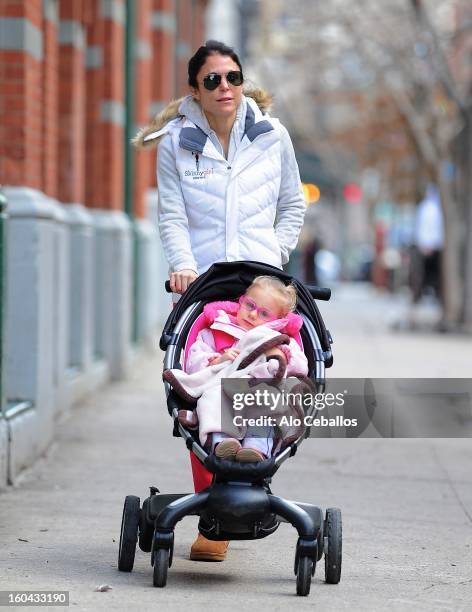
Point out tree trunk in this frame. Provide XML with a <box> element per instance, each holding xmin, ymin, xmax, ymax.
<box><xmin>437</xmin><ymin>171</ymin><xmax>463</xmax><ymax>328</ymax></box>
<box><xmin>461</xmin><ymin>112</ymin><xmax>472</xmax><ymax>330</ymax></box>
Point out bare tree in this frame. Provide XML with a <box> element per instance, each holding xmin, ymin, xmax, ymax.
<box><xmin>249</xmin><ymin>0</ymin><xmax>472</xmax><ymax>329</ymax></box>
<box><xmin>409</xmin><ymin>0</ymin><xmax>472</xmax><ymax>328</ymax></box>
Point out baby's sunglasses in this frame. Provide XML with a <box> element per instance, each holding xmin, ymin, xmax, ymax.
<box><xmin>238</xmin><ymin>296</ymin><xmax>277</xmax><ymax>322</ymax></box>
<box><xmin>202</xmin><ymin>70</ymin><xmax>243</xmax><ymax>91</ymax></box>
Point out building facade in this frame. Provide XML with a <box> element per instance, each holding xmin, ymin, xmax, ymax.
<box><xmin>0</xmin><ymin>0</ymin><xmax>208</xmax><ymax>487</ymax></box>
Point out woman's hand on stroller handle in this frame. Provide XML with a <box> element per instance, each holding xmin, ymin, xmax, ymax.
<box><xmin>166</xmin><ymin>270</ymin><xmax>198</xmax><ymax>294</ymax></box>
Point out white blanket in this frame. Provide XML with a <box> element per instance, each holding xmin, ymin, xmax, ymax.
<box><xmin>163</xmin><ymin>326</ymin><xmax>306</xmax><ymax>448</ymax></box>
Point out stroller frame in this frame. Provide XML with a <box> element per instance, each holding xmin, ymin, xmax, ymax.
<box><xmin>118</xmin><ymin>262</ymin><xmax>342</xmax><ymax>596</ymax></box>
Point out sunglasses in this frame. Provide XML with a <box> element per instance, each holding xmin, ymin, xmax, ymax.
<box><xmin>202</xmin><ymin>70</ymin><xmax>243</xmax><ymax>91</ymax></box>
<box><xmin>238</xmin><ymin>296</ymin><xmax>278</xmax><ymax>322</ymax></box>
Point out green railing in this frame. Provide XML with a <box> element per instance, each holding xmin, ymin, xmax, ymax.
<box><xmin>0</xmin><ymin>190</ymin><xmax>7</xmax><ymax>417</ymax></box>
<box><xmin>124</xmin><ymin>0</ymin><xmax>140</xmax><ymax>344</ymax></box>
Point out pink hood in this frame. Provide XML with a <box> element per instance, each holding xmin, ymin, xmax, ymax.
<box><xmin>203</xmin><ymin>300</ymin><xmax>304</xmax><ymax>338</ymax></box>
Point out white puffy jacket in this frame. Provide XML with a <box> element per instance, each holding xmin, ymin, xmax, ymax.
<box><xmin>143</xmin><ymin>93</ymin><xmax>305</xmax><ymax>274</ymax></box>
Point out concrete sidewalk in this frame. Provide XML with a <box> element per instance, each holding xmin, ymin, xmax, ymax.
<box><xmin>1</xmin><ymin>284</ymin><xmax>471</xmax><ymax>611</ymax></box>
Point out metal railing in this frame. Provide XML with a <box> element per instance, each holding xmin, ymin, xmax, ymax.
<box><xmin>0</xmin><ymin>189</ymin><xmax>7</xmax><ymax>418</ymax></box>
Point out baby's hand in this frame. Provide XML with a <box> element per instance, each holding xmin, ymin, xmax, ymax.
<box><xmin>222</xmin><ymin>348</ymin><xmax>240</xmax><ymax>362</ymax></box>
<box><xmin>209</xmin><ymin>348</ymin><xmax>240</xmax><ymax>365</ymax></box>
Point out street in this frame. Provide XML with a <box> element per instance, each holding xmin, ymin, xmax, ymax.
<box><xmin>1</xmin><ymin>284</ymin><xmax>471</xmax><ymax>611</ymax></box>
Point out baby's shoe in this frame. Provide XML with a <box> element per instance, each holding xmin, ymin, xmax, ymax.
<box><xmin>235</xmin><ymin>448</ymin><xmax>265</xmax><ymax>462</ymax></box>
<box><xmin>215</xmin><ymin>438</ymin><xmax>241</xmax><ymax>460</ymax></box>
<box><xmin>177</xmin><ymin>409</ymin><xmax>198</xmax><ymax>430</ymax></box>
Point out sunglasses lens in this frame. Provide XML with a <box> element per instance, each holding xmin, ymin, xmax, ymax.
<box><xmin>242</xmin><ymin>297</ymin><xmax>255</xmax><ymax>311</ymax></box>
<box><xmin>203</xmin><ymin>73</ymin><xmax>220</xmax><ymax>90</ymax></box>
<box><xmin>202</xmin><ymin>71</ymin><xmax>243</xmax><ymax>90</ymax></box>
<box><xmin>227</xmin><ymin>71</ymin><xmax>243</xmax><ymax>86</ymax></box>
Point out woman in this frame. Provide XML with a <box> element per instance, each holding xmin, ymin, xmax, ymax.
<box><xmin>134</xmin><ymin>40</ymin><xmax>306</xmax><ymax>561</ymax></box>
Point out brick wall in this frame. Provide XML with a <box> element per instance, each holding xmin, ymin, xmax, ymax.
<box><xmin>147</xmin><ymin>0</ymin><xmax>177</xmax><ymax>187</ymax></box>
<box><xmin>0</xmin><ymin>0</ymin><xmax>209</xmax><ymax>215</ymax></box>
<box><xmin>58</xmin><ymin>0</ymin><xmax>86</xmax><ymax>204</ymax></box>
<box><xmin>133</xmin><ymin>0</ymin><xmax>153</xmax><ymax>219</ymax></box>
<box><xmin>84</xmin><ymin>1</ymin><xmax>105</xmax><ymax>208</ymax></box>
<box><xmin>42</xmin><ymin>1</ymin><xmax>59</xmax><ymax>198</ymax></box>
<box><xmin>176</xmin><ymin>0</ymin><xmax>193</xmax><ymax>96</ymax></box>
<box><xmin>99</xmin><ymin>0</ymin><xmax>125</xmax><ymax>211</ymax></box>
<box><xmin>0</xmin><ymin>0</ymin><xmax>44</xmax><ymax>189</ymax></box>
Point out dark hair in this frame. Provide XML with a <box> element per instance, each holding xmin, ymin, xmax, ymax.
<box><xmin>188</xmin><ymin>40</ymin><xmax>243</xmax><ymax>88</ymax></box>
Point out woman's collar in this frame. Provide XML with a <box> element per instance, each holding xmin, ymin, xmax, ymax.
<box><xmin>178</xmin><ymin>95</ymin><xmax>248</xmax><ymax>135</ymax></box>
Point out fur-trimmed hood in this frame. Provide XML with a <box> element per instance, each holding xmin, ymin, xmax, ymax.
<box><xmin>132</xmin><ymin>88</ymin><xmax>273</xmax><ymax>150</ymax></box>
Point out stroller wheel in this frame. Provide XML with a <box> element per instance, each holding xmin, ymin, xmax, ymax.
<box><xmin>118</xmin><ymin>495</ymin><xmax>140</xmax><ymax>572</ymax></box>
<box><xmin>296</xmin><ymin>556</ymin><xmax>313</xmax><ymax>596</ymax></box>
<box><xmin>153</xmin><ymin>549</ymin><xmax>169</xmax><ymax>588</ymax></box>
<box><xmin>316</xmin><ymin>521</ymin><xmax>324</xmax><ymax>562</ymax></box>
<box><xmin>324</xmin><ymin>508</ymin><xmax>342</xmax><ymax>584</ymax></box>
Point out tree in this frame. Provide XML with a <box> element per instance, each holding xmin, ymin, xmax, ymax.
<box><xmin>249</xmin><ymin>0</ymin><xmax>472</xmax><ymax>329</ymax></box>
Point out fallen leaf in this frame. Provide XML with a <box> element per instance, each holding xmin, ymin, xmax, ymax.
<box><xmin>94</xmin><ymin>585</ymin><xmax>112</xmax><ymax>592</ymax></box>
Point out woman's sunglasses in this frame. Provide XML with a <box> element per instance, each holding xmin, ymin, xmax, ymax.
<box><xmin>202</xmin><ymin>70</ymin><xmax>243</xmax><ymax>91</ymax></box>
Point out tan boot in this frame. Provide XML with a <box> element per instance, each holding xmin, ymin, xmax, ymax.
<box><xmin>215</xmin><ymin>438</ymin><xmax>241</xmax><ymax>460</ymax></box>
<box><xmin>189</xmin><ymin>533</ymin><xmax>229</xmax><ymax>561</ymax></box>
<box><xmin>235</xmin><ymin>448</ymin><xmax>265</xmax><ymax>462</ymax></box>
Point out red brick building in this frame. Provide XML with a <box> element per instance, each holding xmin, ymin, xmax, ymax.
<box><xmin>0</xmin><ymin>0</ymin><xmax>208</xmax><ymax>217</ymax></box>
<box><xmin>0</xmin><ymin>0</ymin><xmax>209</xmax><ymax>486</ymax></box>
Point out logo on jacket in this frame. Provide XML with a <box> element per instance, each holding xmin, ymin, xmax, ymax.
<box><xmin>184</xmin><ymin>168</ymin><xmax>215</xmax><ymax>179</ymax></box>
<box><xmin>185</xmin><ymin>152</ymin><xmax>215</xmax><ymax>179</ymax></box>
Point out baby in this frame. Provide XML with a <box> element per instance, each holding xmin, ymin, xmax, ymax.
<box><xmin>186</xmin><ymin>275</ymin><xmax>308</xmax><ymax>462</ymax></box>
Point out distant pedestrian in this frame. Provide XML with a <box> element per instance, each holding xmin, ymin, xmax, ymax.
<box><xmin>410</xmin><ymin>183</ymin><xmax>444</xmax><ymax>304</ymax></box>
<box><xmin>303</xmin><ymin>237</ymin><xmax>322</xmax><ymax>285</ymax></box>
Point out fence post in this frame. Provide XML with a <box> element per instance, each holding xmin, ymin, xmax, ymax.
<box><xmin>0</xmin><ymin>190</ymin><xmax>7</xmax><ymax>416</ymax></box>
<box><xmin>0</xmin><ymin>190</ymin><xmax>8</xmax><ymax>486</ymax></box>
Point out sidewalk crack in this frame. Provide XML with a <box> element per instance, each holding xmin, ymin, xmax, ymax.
<box><xmin>429</xmin><ymin>442</ymin><xmax>472</xmax><ymax>526</ymax></box>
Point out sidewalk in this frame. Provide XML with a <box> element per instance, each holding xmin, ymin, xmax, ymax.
<box><xmin>320</xmin><ymin>283</ymin><xmax>472</xmax><ymax>378</ymax></box>
<box><xmin>1</xmin><ymin>284</ymin><xmax>471</xmax><ymax>611</ymax></box>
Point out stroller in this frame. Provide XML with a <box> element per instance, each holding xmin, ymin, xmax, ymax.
<box><xmin>118</xmin><ymin>261</ymin><xmax>342</xmax><ymax>596</ymax></box>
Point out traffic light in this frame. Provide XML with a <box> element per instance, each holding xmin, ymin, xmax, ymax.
<box><xmin>302</xmin><ymin>183</ymin><xmax>321</xmax><ymax>204</ymax></box>
<box><xmin>343</xmin><ymin>183</ymin><xmax>363</xmax><ymax>204</ymax></box>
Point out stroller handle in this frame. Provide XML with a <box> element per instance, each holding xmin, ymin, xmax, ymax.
<box><xmin>165</xmin><ymin>280</ymin><xmax>331</xmax><ymax>301</ymax></box>
<box><xmin>305</xmin><ymin>285</ymin><xmax>331</xmax><ymax>301</ymax></box>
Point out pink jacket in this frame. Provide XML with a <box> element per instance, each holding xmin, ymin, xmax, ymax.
<box><xmin>186</xmin><ymin>300</ymin><xmax>308</xmax><ymax>376</ymax></box>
